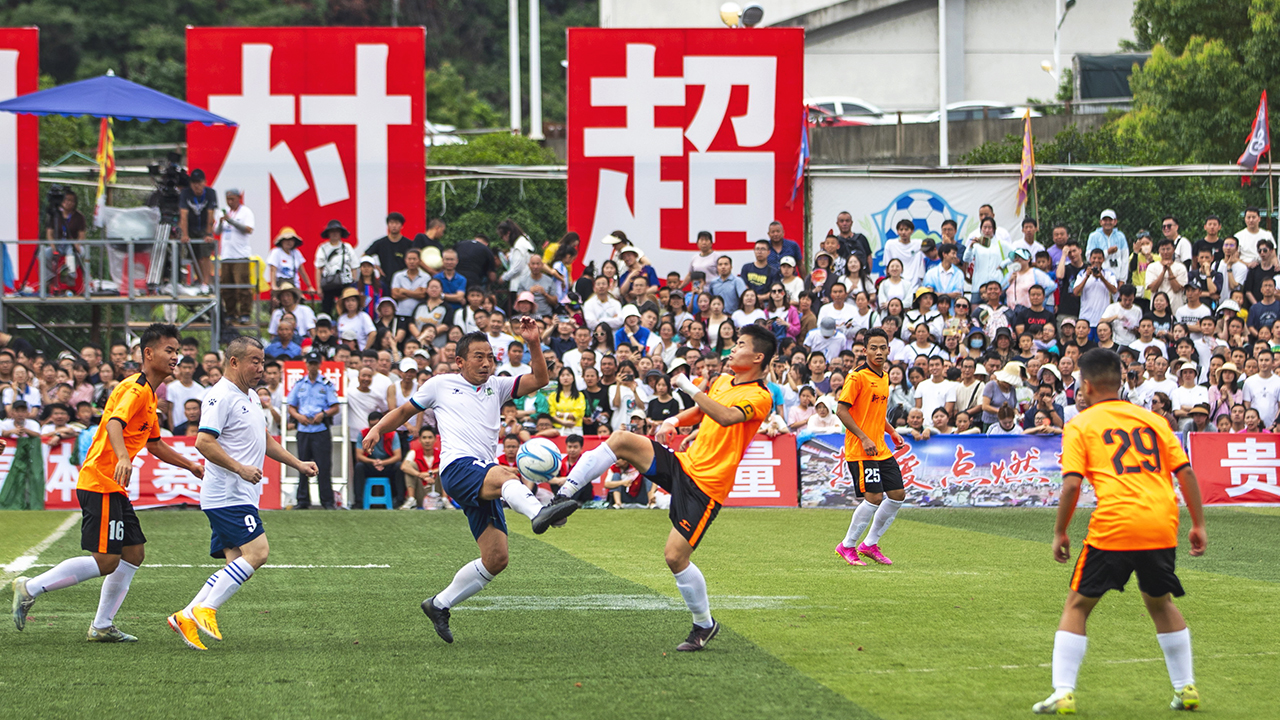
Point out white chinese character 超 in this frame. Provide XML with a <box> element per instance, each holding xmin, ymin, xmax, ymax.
<box><xmin>729</xmin><ymin>440</ymin><xmax>781</xmax><ymax>498</ymax></box>
<box><xmin>1221</xmin><ymin>437</ymin><xmax>1280</xmax><ymax>498</ymax></box>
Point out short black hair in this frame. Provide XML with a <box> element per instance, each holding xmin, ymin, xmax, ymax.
<box><xmin>386</xmin><ymin>212</ymin><xmax>405</xmax><ymax>223</ymax></box>
<box><xmin>180</xmin><ymin>336</ymin><xmax>200</xmax><ymax>348</ymax></box>
<box><xmin>139</xmin><ymin>323</ymin><xmax>180</xmax><ymax>353</ymax></box>
<box><xmin>1246</xmin><ymin>206</ymin><xmax>1261</xmax><ymax>216</ymax></box>
<box><xmin>738</xmin><ymin>324</ymin><xmax>777</xmax><ymax>366</ymax></box>
<box><xmin>941</xmin><ymin>218</ymin><xmax>957</xmax><ymax>230</ymax></box>
<box><xmin>11</xmin><ymin>399</ymin><xmax>27</xmax><ymax>411</ymax></box>
<box><xmin>865</xmin><ymin>328</ymin><xmax>889</xmax><ymax>346</ymax></box>
<box><xmin>1078</xmin><ymin>348</ymin><xmax>1123</xmax><ymax>391</ymax></box>
<box><xmin>938</xmin><ymin>242</ymin><xmax>958</xmax><ymax>257</ymax></box>
<box><xmin>184</xmin><ymin>398</ymin><xmax>202</xmax><ymax>408</ymax></box>
<box><xmin>566</xmin><ymin>434</ymin><xmax>584</xmax><ymax>445</ymax></box>
<box><xmin>1022</xmin><ymin>217</ymin><xmax>1038</xmax><ymax>228</ymax></box>
<box><xmin>1119</xmin><ymin>283</ymin><xmax>1137</xmax><ymax>297</ymax></box>
<box><xmin>697</xmin><ymin>230</ymin><xmax>713</xmax><ymax>241</ymax></box>
<box><xmin>456</xmin><ymin>331</ymin><xmax>490</xmax><ymax>360</ymax></box>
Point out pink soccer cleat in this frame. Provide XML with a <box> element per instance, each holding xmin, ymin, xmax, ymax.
<box><xmin>836</xmin><ymin>542</ymin><xmax>866</xmax><ymax>566</ymax></box>
<box><xmin>857</xmin><ymin>543</ymin><xmax>893</xmax><ymax>565</ymax></box>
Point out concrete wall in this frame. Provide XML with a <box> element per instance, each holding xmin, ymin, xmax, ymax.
<box><xmin>600</xmin><ymin>0</ymin><xmax>1137</xmax><ymax>112</ymax></box>
<box><xmin>808</xmin><ymin>113</ymin><xmax>1110</xmax><ymax>166</ymax></box>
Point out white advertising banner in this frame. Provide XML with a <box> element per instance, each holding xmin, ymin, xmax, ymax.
<box><xmin>810</xmin><ymin>175</ymin><xmax>1021</xmax><ymax>269</ymax></box>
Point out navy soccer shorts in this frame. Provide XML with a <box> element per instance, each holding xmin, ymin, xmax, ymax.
<box><xmin>440</xmin><ymin>458</ymin><xmax>508</xmax><ymax>541</ymax></box>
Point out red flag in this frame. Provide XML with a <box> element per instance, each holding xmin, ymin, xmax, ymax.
<box><xmin>1238</xmin><ymin>90</ymin><xmax>1269</xmax><ymax>186</ymax></box>
<box><xmin>1016</xmin><ymin>109</ymin><xmax>1034</xmax><ymax>215</ymax></box>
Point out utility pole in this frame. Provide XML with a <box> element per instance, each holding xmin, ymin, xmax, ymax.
<box><xmin>529</xmin><ymin>0</ymin><xmax>544</xmax><ymax>140</ymax></box>
<box><xmin>938</xmin><ymin>0</ymin><xmax>948</xmax><ymax>167</ymax></box>
<box><xmin>509</xmin><ymin>0</ymin><xmax>522</xmax><ymax>134</ymax></box>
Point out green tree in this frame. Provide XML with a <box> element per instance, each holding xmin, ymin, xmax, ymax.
<box><xmin>426</xmin><ymin>133</ymin><xmax>564</xmax><ymax>251</ymax></box>
<box><xmin>1119</xmin><ymin>0</ymin><xmax>1278</xmax><ymax>163</ymax></box>
<box><xmin>426</xmin><ymin>63</ymin><xmax>502</xmax><ymax>129</ymax></box>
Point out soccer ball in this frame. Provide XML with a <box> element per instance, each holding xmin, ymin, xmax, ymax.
<box><xmin>516</xmin><ymin>438</ymin><xmax>562</xmax><ymax>483</ymax></box>
<box><xmin>885</xmin><ymin>190</ymin><xmax>951</xmax><ymax>239</ymax></box>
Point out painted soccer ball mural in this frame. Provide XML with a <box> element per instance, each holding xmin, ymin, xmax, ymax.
<box><xmin>868</xmin><ymin>189</ymin><xmax>967</xmax><ymax>270</ymax></box>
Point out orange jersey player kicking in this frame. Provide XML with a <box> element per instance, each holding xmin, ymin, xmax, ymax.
<box><xmin>834</xmin><ymin>328</ymin><xmax>907</xmax><ymax>568</ymax></box>
<box><xmin>551</xmin><ymin>324</ymin><xmax>777</xmax><ymax>652</ymax></box>
<box><xmin>1033</xmin><ymin>348</ymin><xmax>1207</xmax><ymax>715</ymax></box>
<box><xmin>11</xmin><ymin>323</ymin><xmax>205</xmax><ymax>642</ymax></box>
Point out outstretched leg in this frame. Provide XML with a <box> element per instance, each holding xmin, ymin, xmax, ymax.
<box><xmin>556</xmin><ymin>431</ymin><xmax>655</xmax><ymax>499</ymax></box>
<box><xmin>423</xmin><ymin>525</ymin><xmax>508</xmax><ymax>643</ymax></box>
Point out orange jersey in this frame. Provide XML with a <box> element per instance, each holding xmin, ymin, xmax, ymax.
<box><xmin>676</xmin><ymin>373</ymin><xmax>773</xmax><ymax>503</ymax></box>
<box><xmin>78</xmin><ymin>374</ymin><xmax>161</xmax><ymax>494</ymax></box>
<box><xmin>1061</xmin><ymin>398</ymin><xmax>1191</xmax><ymax>551</ymax></box>
<box><xmin>838</xmin><ymin>364</ymin><xmax>892</xmax><ymax>461</ymax></box>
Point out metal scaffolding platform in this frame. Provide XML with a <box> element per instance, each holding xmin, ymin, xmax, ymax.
<box><xmin>0</xmin><ymin>237</ymin><xmax>264</xmax><ymax>353</ymax></box>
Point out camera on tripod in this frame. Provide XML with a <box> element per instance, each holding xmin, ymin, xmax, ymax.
<box><xmin>147</xmin><ymin>152</ymin><xmax>189</xmax><ymax>234</ymax></box>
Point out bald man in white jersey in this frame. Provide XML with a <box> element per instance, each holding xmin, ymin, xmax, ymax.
<box><xmin>364</xmin><ymin>318</ymin><xmax>580</xmax><ymax>642</ymax></box>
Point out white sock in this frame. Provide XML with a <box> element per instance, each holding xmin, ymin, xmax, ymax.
<box><xmin>842</xmin><ymin>501</ymin><xmax>878</xmax><ymax>548</ymax></box>
<box><xmin>557</xmin><ymin>442</ymin><xmax>616</xmax><ymax>497</ymax></box>
<box><xmin>25</xmin><ymin>556</ymin><xmax>101</xmax><ymax>597</ymax></box>
<box><xmin>92</xmin><ymin>560</ymin><xmax>138</xmax><ymax>629</ymax></box>
<box><xmin>200</xmin><ymin>558</ymin><xmax>254</xmax><ymax>610</ymax></box>
<box><xmin>435</xmin><ymin>559</ymin><xmax>495</xmax><ymax>609</ymax></box>
<box><xmin>673</xmin><ymin>562</ymin><xmax>713</xmax><ymax>628</ymax></box>
<box><xmin>1157</xmin><ymin>628</ymin><xmax>1194</xmax><ymax>690</ymax></box>
<box><xmin>864</xmin><ymin>498</ymin><xmax>904</xmax><ymax>545</ymax></box>
<box><xmin>1052</xmin><ymin>630</ymin><xmax>1088</xmax><ymax>691</ymax></box>
<box><xmin>501</xmin><ymin>478</ymin><xmax>544</xmax><ymax>520</ymax></box>
<box><xmin>183</xmin><ymin>573</ymin><xmax>218</xmax><ymax>617</ymax></box>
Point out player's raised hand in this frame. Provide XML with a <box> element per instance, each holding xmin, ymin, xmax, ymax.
<box><xmin>297</xmin><ymin>461</ymin><xmax>319</xmax><ymax>478</ymax></box>
<box><xmin>114</xmin><ymin>456</ymin><xmax>134</xmax><ymax>489</ymax></box>
<box><xmin>1053</xmin><ymin>531</ymin><xmax>1071</xmax><ymax>564</ymax></box>
<box><xmin>517</xmin><ymin>315</ymin><xmax>540</xmax><ymax>343</ymax></box>
<box><xmin>1188</xmin><ymin>525</ymin><xmax>1207</xmax><ymax>557</ymax></box>
<box><xmin>237</xmin><ymin>463</ymin><xmax>264</xmax><ymax>484</ymax></box>
<box><xmin>362</xmin><ymin>428</ymin><xmax>380</xmax><ymax>454</ymax></box>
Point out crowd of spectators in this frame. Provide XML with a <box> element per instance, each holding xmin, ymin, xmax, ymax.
<box><xmin>6</xmin><ymin>202</ymin><xmax>1280</xmax><ymax>507</ymax></box>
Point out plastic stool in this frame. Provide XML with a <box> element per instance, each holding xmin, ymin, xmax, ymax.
<box><xmin>363</xmin><ymin>477</ymin><xmax>393</xmax><ymax>509</ymax></box>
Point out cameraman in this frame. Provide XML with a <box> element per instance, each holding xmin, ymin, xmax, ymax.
<box><xmin>178</xmin><ymin>168</ymin><xmax>217</xmax><ymax>291</ymax></box>
<box><xmin>42</xmin><ymin>189</ymin><xmax>86</xmax><ymax>293</ymax></box>
<box><xmin>1071</xmin><ymin>247</ymin><xmax>1119</xmax><ymax>330</ymax></box>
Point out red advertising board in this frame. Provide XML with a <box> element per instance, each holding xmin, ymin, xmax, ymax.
<box><xmin>281</xmin><ymin>360</ymin><xmax>346</xmax><ymax>400</ymax></box>
<box><xmin>186</xmin><ymin>27</ymin><xmax>425</xmax><ymax>269</ymax></box>
<box><xmin>0</xmin><ymin>27</ymin><xmax>39</xmax><ymax>287</ymax></box>
<box><xmin>567</xmin><ymin>28</ymin><xmax>805</xmax><ymax>276</ymax></box>
<box><xmin>1188</xmin><ymin>432</ymin><xmax>1280</xmax><ymax>505</ymax></box>
<box><xmin>536</xmin><ymin>433</ymin><xmax>797</xmax><ymax>507</ymax></box>
<box><xmin>0</xmin><ymin>438</ymin><xmax>282</xmax><ymax>511</ymax></box>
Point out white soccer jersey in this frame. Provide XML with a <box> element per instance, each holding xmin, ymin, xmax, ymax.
<box><xmin>410</xmin><ymin>373</ymin><xmax>519</xmax><ymax>471</ymax></box>
<box><xmin>198</xmin><ymin>378</ymin><xmax>268</xmax><ymax>510</ymax></box>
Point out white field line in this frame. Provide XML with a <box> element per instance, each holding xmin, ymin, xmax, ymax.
<box><xmin>862</xmin><ymin>651</ymin><xmax>1278</xmax><ymax>675</ymax></box>
<box><xmin>2</xmin><ymin>513</ymin><xmax>79</xmax><ymax>575</ymax></box>
<box><xmin>21</xmin><ymin>563</ymin><xmax>391</xmax><ymax>570</ymax></box>
<box><xmin>453</xmin><ymin>594</ymin><xmax>808</xmax><ymax>612</ymax></box>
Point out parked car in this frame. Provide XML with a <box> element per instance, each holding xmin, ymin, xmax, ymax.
<box><xmin>424</xmin><ymin>120</ymin><xmax>466</xmax><ymax>147</ymax></box>
<box><xmin>919</xmin><ymin>101</ymin><xmax>1043</xmax><ymax>123</ymax></box>
<box><xmin>807</xmin><ymin>105</ymin><xmax>871</xmax><ymax>127</ymax></box>
<box><xmin>804</xmin><ymin>96</ymin><xmax>890</xmax><ymax>125</ymax></box>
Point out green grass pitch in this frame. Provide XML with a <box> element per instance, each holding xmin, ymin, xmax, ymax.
<box><xmin>1</xmin><ymin>507</ymin><xmax>1277</xmax><ymax>719</ymax></box>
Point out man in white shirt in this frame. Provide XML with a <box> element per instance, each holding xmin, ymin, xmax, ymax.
<box><xmin>915</xmin><ymin>356</ymin><xmax>956</xmax><ymax>427</ymax></box>
<box><xmin>1072</xmin><ymin>248</ymin><xmax>1118</xmax><ymax>325</ymax></box>
<box><xmin>817</xmin><ymin>283</ymin><xmax>859</xmax><ymax>328</ymax></box>
<box><xmin>1099</xmin><ymin>284</ymin><xmax>1143</xmax><ymax>346</ymax></box>
<box><xmin>1128</xmin><ymin>317</ymin><xmax>1169</xmax><ymax>358</ymax></box>
<box><xmin>1174</xmin><ymin>280</ymin><xmax>1212</xmax><ymax>324</ymax></box>
<box><xmin>347</xmin><ymin>367</ymin><xmax>389</xmax><ymax>443</ymax></box>
<box><xmin>1236</xmin><ymin>206</ymin><xmax>1275</xmax><ymax>266</ymax></box>
<box><xmin>485</xmin><ymin>309</ymin><xmax>515</xmax><ymax>365</ymax></box>
<box><xmin>964</xmin><ymin>204</ymin><xmax>1012</xmax><ymax>245</ymax></box>
<box><xmin>217</xmin><ymin>189</ymin><xmax>256</xmax><ymax>324</ymax></box>
<box><xmin>166</xmin><ymin>357</ymin><xmax>208</xmax><ymax>430</ymax></box>
<box><xmin>1243</xmin><ymin>349</ymin><xmax>1280</xmax><ymax>427</ymax></box>
<box><xmin>1145</xmin><ymin>237</ymin><xmax>1189</xmax><ymax>311</ymax></box>
<box><xmin>496</xmin><ymin>340</ymin><xmax>532</xmax><ymax>377</ymax></box>
<box><xmin>170</xmin><ymin>336</ymin><xmax>315</xmax><ymax>650</ymax></box>
<box><xmin>583</xmin><ymin>275</ymin><xmax>624</xmax><ymax>331</ymax></box>
<box><xmin>882</xmin><ymin>219</ymin><xmax>924</xmax><ymax>288</ymax></box>
<box><xmin>803</xmin><ymin>317</ymin><xmax>851</xmax><ymax>363</ymax></box>
<box><xmin>1008</xmin><ymin>217</ymin><xmax>1047</xmax><ymax>259</ymax></box>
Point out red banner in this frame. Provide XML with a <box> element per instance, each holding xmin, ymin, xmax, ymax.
<box><xmin>567</xmin><ymin>28</ymin><xmax>805</xmax><ymax>275</ymax></box>
<box><xmin>534</xmin><ymin>433</ymin><xmax>797</xmax><ymax>507</ymax></box>
<box><xmin>0</xmin><ymin>437</ymin><xmax>282</xmax><ymax>511</ymax></box>
<box><xmin>186</xmin><ymin>27</ymin><xmax>425</xmax><ymax>267</ymax></box>
<box><xmin>0</xmin><ymin>28</ymin><xmax>39</xmax><ymax>285</ymax></box>
<box><xmin>1188</xmin><ymin>432</ymin><xmax>1280</xmax><ymax>505</ymax></box>
<box><xmin>281</xmin><ymin>360</ymin><xmax>346</xmax><ymax>400</ymax></box>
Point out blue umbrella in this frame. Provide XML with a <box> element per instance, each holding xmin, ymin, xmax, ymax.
<box><xmin>0</xmin><ymin>70</ymin><xmax>236</xmax><ymax>125</ymax></box>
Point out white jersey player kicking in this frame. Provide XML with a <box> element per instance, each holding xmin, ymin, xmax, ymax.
<box><xmin>364</xmin><ymin>318</ymin><xmax>580</xmax><ymax>643</ymax></box>
<box><xmin>167</xmin><ymin>337</ymin><xmax>317</xmax><ymax>650</ymax></box>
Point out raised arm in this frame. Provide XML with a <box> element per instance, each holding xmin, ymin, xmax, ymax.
<box><xmin>514</xmin><ymin>317</ymin><xmax>550</xmax><ymax>398</ymax></box>
<box><xmin>671</xmin><ymin>375</ymin><xmax>746</xmax><ymax>427</ymax></box>
<box><xmin>363</xmin><ymin>401</ymin><xmax>420</xmax><ymax>453</ymax></box>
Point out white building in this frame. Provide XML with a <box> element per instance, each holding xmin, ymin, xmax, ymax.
<box><xmin>598</xmin><ymin>0</ymin><xmax>1136</xmax><ymax>112</ymax></box>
